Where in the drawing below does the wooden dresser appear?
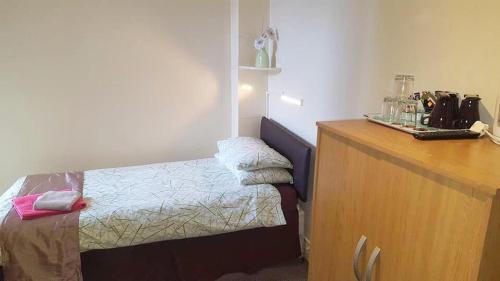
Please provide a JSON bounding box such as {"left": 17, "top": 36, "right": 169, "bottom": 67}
{"left": 308, "top": 120, "right": 500, "bottom": 281}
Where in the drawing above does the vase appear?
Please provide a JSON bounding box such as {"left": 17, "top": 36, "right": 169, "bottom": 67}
{"left": 255, "top": 48, "right": 270, "bottom": 68}
{"left": 269, "top": 40, "right": 277, "bottom": 68}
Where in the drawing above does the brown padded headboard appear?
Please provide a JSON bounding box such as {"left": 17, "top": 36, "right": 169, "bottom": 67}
{"left": 260, "top": 117, "right": 312, "bottom": 202}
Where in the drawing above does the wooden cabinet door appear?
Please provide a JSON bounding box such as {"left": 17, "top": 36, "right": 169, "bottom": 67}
{"left": 319, "top": 132, "right": 382, "bottom": 281}
{"left": 347, "top": 140, "right": 492, "bottom": 281}
{"left": 308, "top": 131, "right": 360, "bottom": 281}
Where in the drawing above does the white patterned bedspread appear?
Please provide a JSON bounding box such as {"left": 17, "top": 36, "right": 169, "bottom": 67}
{"left": 0, "top": 158, "right": 286, "bottom": 252}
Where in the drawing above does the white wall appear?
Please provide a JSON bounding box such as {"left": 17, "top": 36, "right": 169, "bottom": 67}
{"left": 353, "top": 0, "right": 500, "bottom": 125}
{"left": 269, "top": 0, "right": 374, "bottom": 144}
{"left": 269, "top": 0, "right": 500, "bottom": 240}
{"left": 230, "top": 0, "right": 240, "bottom": 137}
{"left": 238, "top": 0, "right": 270, "bottom": 137}
{"left": 269, "top": 0, "right": 375, "bottom": 249}
{"left": 0, "top": 0, "right": 231, "bottom": 192}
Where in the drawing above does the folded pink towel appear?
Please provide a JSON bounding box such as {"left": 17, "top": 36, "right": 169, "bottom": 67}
{"left": 12, "top": 189, "right": 86, "bottom": 220}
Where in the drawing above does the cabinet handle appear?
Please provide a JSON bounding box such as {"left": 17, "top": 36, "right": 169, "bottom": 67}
{"left": 353, "top": 235, "right": 367, "bottom": 281}
{"left": 365, "top": 247, "right": 381, "bottom": 281}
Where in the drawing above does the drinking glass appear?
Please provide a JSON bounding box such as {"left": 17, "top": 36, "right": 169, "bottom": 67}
{"left": 416, "top": 100, "right": 427, "bottom": 130}
{"left": 387, "top": 98, "right": 400, "bottom": 124}
{"left": 401, "top": 99, "right": 418, "bottom": 128}
{"left": 382, "top": 97, "right": 394, "bottom": 122}
{"left": 391, "top": 98, "right": 403, "bottom": 125}
{"left": 394, "top": 75, "right": 415, "bottom": 98}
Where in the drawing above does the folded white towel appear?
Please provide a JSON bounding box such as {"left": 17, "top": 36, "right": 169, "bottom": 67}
{"left": 33, "top": 190, "right": 81, "bottom": 211}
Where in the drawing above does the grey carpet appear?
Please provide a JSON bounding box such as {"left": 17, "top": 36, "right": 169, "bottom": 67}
{"left": 216, "top": 261, "right": 308, "bottom": 281}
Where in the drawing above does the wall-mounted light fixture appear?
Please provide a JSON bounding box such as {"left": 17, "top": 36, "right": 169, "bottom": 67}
{"left": 265, "top": 91, "right": 304, "bottom": 118}
{"left": 280, "top": 94, "right": 303, "bottom": 106}
{"left": 239, "top": 84, "right": 254, "bottom": 92}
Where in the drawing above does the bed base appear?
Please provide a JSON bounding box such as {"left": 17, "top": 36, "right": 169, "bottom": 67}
{"left": 0, "top": 186, "right": 300, "bottom": 281}
{"left": 80, "top": 208, "right": 300, "bottom": 281}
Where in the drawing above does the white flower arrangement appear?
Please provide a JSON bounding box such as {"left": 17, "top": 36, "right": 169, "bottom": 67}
{"left": 254, "top": 27, "right": 277, "bottom": 50}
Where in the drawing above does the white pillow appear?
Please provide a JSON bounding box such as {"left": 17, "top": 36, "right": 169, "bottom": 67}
{"left": 217, "top": 137, "right": 293, "bottom": 171}
{"left": 215, "top": 154, "right": 293, "bottom": 185}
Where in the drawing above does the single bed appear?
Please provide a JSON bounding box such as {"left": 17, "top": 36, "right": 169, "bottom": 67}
{"left": 0, "top": 117, "right": 312, "bottom": 281}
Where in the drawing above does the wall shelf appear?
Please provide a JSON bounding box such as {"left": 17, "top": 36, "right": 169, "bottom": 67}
{"left": 239, "top": 66, "right": 282, "bottom": 74}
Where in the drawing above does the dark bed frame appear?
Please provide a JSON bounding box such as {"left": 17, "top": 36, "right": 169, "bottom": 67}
{"left": 2, "top": 117, "right": 312, "bottom": 281}
{"left": 260, "top": 117, "right": 312, "bottom": 201}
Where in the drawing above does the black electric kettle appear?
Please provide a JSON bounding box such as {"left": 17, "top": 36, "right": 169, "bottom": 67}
{"left": 454, "top": 95, "right": 481, "bottom": 129}
{"left": 422, "top": 92, "right": 458, "bottom": 129}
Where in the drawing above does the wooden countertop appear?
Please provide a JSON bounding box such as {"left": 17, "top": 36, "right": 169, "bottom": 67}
{"left": 317, "top": 120, "right": 500, "bottom": 197}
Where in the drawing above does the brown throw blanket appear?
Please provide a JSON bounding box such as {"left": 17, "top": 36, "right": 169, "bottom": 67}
{"left": 0, "top": 172, "right": 84, "bottom": 281}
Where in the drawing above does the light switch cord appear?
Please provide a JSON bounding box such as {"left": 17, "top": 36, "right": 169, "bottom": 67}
{"left": 485, "top": 131, "right": 500, "bottom": 146}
